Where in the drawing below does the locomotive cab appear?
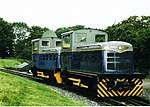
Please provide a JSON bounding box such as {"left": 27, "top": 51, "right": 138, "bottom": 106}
{"left": 31, "top": 30, "right": 61, "bottom": 81}
{"left": 61, "top": 29, "right": 108, "bottom": 50}
{"left": 61, "top": 29, "right": 108, "bottom": 73}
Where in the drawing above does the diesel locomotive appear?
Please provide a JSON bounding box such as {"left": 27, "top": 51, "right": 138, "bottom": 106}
{"left": 31, "top": 30, "right": 62, "bottom": 83}
{"left": 31, "top": 29, "right": 145, "bottom": 97}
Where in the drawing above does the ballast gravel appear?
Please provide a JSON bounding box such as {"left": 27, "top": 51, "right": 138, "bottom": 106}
{"left": 48, "top": 85, "right": 104, "bottom": 106}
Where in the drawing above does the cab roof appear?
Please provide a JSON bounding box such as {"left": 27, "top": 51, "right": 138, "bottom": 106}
{"left": 42, "top": 30, "right": 57, "bottom": 38}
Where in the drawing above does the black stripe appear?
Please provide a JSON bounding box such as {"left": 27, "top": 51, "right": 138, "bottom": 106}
{"left": 137, "top": 89, "right": 143, "bottom": 96}
{"left": 97, "top": 89, "right": 106, "bottom": 97}
{"left": 130, "top": 81, "right": 142, "bottom": 96}
{"left": 97, "top": 83, "right": 107, "bottom": 97}
{"left": 133, "top": 87, "right": 143, "bottom": 96}
{"left": 98, "top": 82, "right": 113, "bottom": 97}
{"left": 101, "top": 80, "right": 117, "bottom": 97}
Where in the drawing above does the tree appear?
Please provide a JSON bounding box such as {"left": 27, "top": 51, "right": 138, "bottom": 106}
{"left": 13, "top": 22, "right": 30, "bottom": 41}
{"left": 19, "top": 26, "right": 49, "bottom": 60}
{"left": 29, "top": 26, "right": 49, "bottom": 40}
{"left": 13, "top": 22, "right": 30, "bottom": 58}
{"left": 0, "top": 18, "right": 15, "bottom": 58}
{"left": 105, "top": 16, "right": 150, "bottom": 73}
{"left": 55, "top": 25, "right": 85, "bottom": 38}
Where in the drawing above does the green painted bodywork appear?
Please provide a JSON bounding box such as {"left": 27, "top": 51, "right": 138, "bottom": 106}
{"left": 42, "top": 30, "right": 57, "bottom": 38}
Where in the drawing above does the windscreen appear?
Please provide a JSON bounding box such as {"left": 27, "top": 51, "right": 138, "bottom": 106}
{"left": 32, "top": 41, "right": 39, "bottom": 53}
{"left": 95, "top": 34, "right": 106, "bottom": 42}
{"left": 62, "top": 35, "right": 71, "bottom": 49}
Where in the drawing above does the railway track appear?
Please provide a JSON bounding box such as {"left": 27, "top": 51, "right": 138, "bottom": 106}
{"left": 125, "top": 97, "right": 150, "bottom": 106}
{"left": 108, "top": 97, "right": 150, "bottom": 106}
{"left": 0, "top": 68, "right": 150, "bottom": 106}
{"left": 0, "top": 68, "right": 43, "bottom": 83}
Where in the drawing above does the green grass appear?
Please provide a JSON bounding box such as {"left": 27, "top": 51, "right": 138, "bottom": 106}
{"left": 0, "top": 71, "right": 85, "bottom": 106}
{"left": 0, "top": 59, "right": 22, "bottom": 68}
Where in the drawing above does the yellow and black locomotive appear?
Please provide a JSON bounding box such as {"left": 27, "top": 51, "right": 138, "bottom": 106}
{"left": 31, "top": 29, "right": 145, "bottom": 97}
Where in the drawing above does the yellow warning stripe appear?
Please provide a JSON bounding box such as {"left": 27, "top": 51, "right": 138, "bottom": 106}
{"left": 68, "top": 78, "right": 80, "bottom": 82}
{"left": 136, "top": 89, "right": 143, "bottom": 96}
{"left": 125, "top": 79, "right": 129, "bottom": 82}
{"left": 106, "top": 78, "right": 109, "bottom": 81}
{"left": 118, "top": 78, "right": 125, "bottom": 82}
{"left": 102, "top": 79, "right": 106, "bottom": 83}
{"left": 68, "top": 70, "right": 97, "bottom": 76}
{"left": 107, "top": 91, "right": 114, "bottom": 97}
{"left": 132, "top": 85, "right": 142, "bottom": 96}
{"left": 132, "top": 78, "right": 136, "bottom": 82}
{"left": 97, "top": 94, "right": 100, "bottom": 97}
{"left": 128, "top": 81, "right": 141, "bottom": 96}
{"left": 123, "top": 90, "right": 130, "bottom": 96}
{"left": 97, "top": 89, "right": 105, "bottom": 97}
{"left": 68, "top": 78, "right": 81, "bottom": 86}
{"left": 111, "top": 90, "right": 118, "bottom": 96}
{"left": 134, "top": 78, "right": 140, "bottom": 84}
{"left": 96, "top": 77, "right": 143, "bottom": 97}
{"left": 100, "top": 82, "right": 107, "bottom": 90}
{"left": 117, "top": 91, "right": 124, "bottom": 96}
{"left": 99, "top": 82, "right": 114, "bottom": 97}
{"left": 80, "top": 84, "right": 88, "bottom": 88}
{"left": 98, "top": 84, "right": 109, "bottom": 97}
{"left": 37, "top": 71, "right": 49, "bottom": 78}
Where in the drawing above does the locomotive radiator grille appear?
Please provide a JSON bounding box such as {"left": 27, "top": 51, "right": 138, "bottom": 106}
{"left": 106, "top": 51, "right": 134, "bottom": 73}
{"left": 97, "top": 77, "right": 143, "bottom": 97}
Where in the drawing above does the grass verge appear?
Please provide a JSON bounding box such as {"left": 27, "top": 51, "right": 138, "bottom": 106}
{"left": 0, "top": 71, "right": 85, "bottom": 106}
{"left": 0, "top": 59, "right": 22, "bottom": 68}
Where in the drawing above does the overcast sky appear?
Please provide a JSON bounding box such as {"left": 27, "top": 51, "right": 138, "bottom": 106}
{"left": 0, "top": 0, "right": 149, "bottom": 30}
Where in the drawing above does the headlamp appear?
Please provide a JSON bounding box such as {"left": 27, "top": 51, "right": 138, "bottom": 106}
{"left": 118, "top": 45, "right": 122, "bottom": 50}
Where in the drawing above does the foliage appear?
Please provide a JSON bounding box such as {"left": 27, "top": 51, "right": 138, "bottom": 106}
{"left": 0, "top": 71, "right": 85, "bottom": 106}
{"left": 13, "top": 22, "right": 30, "bottom": 58}
{"left": 55, "top": 25, "right": 85, "bottom": 38}
{"left": 105, "top": 16, "right": 150, "bottom": 73}
{"left": 29, "top": 26, "right": 49, "bottom": 40}
{"left": 0, "top": 18, "right": 15, "bottom": 58}
{"left": 20, "top": 26, "right": 49, "bottom": 60}
{"left": 13, "top": 24, "right": 49, "bottom": 59}
{"left": 13, "top": 22, "right": 30, "bottom": 41}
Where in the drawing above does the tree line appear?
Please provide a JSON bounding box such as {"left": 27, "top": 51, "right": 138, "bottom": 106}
{"left": 0, "top": 16, "right": 150, "bottom": 74}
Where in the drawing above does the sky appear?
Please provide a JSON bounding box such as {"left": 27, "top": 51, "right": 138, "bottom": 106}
{"left": 0, "top": 0, "right": 150, "bottom": 30}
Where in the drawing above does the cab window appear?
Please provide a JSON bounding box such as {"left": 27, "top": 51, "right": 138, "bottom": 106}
{"left": 75, "top": 33, "right": 86, "bottom": 43}
{"left": 32, "top": 41, "right": 39, "bottom": 53}
{"left": 41, "top": 40, "right": 50, "bottom": 47}
{"left": 62, "top": 35, "right": 71, "bottom": 49}
{"left": 95, "top": 34, "right": 105, "bottom": 42}
{"left": 56, "top": 41, "right": 61, "bottom": 47}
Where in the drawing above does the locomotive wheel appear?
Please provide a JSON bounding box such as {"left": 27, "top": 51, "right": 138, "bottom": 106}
{"left": 31, "top": 67, "right": 37, "bottom": 77}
